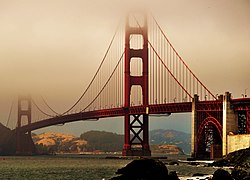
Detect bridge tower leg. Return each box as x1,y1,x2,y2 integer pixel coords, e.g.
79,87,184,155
123,14,151,156
191,95,198,158
16,96,35,155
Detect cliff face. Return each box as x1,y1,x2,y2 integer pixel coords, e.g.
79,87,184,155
0,123,16,155
0,123,11,144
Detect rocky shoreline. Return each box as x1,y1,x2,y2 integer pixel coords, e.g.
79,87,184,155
111,147,250,180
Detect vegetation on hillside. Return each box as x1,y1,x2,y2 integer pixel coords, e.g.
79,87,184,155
80,130,123,152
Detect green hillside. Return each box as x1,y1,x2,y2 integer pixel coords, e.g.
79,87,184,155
150,129,191,154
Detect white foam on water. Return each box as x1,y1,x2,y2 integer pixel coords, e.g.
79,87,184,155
179,175,213,180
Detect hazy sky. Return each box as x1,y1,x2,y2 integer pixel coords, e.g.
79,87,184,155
0,0,249,136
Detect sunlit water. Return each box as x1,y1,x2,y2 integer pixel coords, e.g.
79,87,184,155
0,155,220,179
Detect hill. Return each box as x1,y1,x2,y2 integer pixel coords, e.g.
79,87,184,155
80,130,123,152
0,125,191,155
33,131,124,154
32,132,87,154
33,129,190,154
150,129,191,154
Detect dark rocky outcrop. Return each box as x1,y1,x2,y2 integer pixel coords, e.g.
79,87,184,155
210,147,250,167
210,148,250,180
168,171,180,180
0,123,36,155
111,158,169,180
212,169,233,180
168,160,179,165
231,166,250,180
0,123,16,155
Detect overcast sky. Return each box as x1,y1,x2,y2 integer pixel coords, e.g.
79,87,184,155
0,0,249,136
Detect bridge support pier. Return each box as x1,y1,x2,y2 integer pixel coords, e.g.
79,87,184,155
192,92,243,159
192,94,223,159
16,96,36,155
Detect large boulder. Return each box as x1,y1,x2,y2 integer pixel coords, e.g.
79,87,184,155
209,147,250,180
210,147,250,167
212,169,233,180
111,158,169,180
231,166,250,180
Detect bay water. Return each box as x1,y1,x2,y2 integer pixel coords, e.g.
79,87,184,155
0,155,221,179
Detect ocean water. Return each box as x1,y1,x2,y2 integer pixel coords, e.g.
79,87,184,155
0,155,220,179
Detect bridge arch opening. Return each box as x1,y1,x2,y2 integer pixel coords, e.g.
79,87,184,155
196,117,222,159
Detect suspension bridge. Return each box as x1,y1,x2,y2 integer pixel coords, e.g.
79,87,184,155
5,14,250,159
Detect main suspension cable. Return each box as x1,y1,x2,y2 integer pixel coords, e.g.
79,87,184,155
41,96,60,115
6,99,14,128
31,99,55,118
150,14,216,100
59,22,123,115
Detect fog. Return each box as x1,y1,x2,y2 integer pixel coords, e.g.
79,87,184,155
0,0,249,135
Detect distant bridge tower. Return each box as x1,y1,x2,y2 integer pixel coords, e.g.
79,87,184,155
123,14,151,156
16,96,35,155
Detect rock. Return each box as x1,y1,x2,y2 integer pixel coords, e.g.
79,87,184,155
209,159,230,167
231,166,250,180
168,171,180,180
112,158,169,180
212,169,233,180
0,123,16,155
169,160,179,165
210,147,250,167
188,162,200,166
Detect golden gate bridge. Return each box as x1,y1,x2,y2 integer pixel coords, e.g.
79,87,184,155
5,13,250,159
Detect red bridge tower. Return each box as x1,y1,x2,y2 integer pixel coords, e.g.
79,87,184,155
16,96,35,155
123,15,151,156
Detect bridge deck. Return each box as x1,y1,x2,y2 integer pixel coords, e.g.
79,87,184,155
17,102,191,133
16,98,250,133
